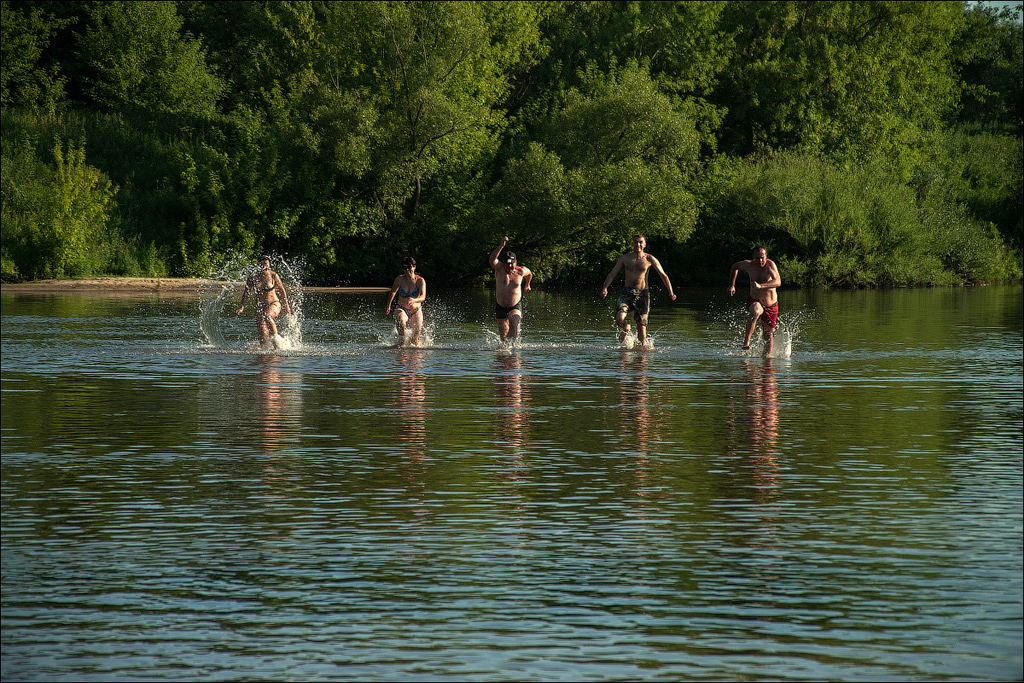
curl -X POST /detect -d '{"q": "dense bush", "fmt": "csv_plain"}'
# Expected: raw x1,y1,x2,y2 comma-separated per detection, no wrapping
1,136,117,278
674,150,1018,287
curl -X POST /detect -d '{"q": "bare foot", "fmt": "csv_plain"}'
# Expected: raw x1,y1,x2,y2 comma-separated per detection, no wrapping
618,324,631,343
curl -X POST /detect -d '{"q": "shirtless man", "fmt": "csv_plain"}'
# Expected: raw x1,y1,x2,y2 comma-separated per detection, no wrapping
489,237,532,344
728,246,781,356
236,254,291,348
600,234,676,347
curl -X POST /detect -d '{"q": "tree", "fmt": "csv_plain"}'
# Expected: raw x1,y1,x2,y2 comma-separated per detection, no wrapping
0,0,68,113
954,2,1023,133
488,62,700,280
714,1,963,174
513,1,731,157
1,137,116,279
363,2,534,224
78,0,223,116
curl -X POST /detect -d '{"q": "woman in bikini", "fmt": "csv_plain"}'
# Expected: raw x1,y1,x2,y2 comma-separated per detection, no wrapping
385,256,426,346
236,255,291,348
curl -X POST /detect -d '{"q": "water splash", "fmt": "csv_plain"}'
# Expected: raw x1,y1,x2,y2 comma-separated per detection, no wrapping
484,329,520,353
197,252,306,351
199,283,232,347
772,321,796,359
382,321,435,348
717,306,806,358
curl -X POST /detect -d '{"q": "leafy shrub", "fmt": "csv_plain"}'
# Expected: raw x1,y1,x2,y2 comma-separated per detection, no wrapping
686,150,1016,287
1,136,116,279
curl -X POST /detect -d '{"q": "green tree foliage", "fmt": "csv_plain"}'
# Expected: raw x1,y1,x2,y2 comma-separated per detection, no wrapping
517,1,731,155
1,137,116,278
174,1,542,283
954,2,1023,134
687,150,1017,287
0,0,68,113
915,129,1024,256
0,0,1019,286
343,1,543,279
714,1,962,173
488,63,700,279
78,0,223,116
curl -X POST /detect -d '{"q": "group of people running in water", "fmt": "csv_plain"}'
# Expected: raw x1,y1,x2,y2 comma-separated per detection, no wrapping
237,236,782,356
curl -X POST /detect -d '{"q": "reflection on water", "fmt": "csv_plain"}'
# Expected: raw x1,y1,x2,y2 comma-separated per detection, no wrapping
732,358,780,494
733,359,782,556
1,286,1021,682
387,349,431,514
492,353,532,525
390,349,428,459
618,352,657,502
254,356,304,492
494,353,530,454
255,355,304,454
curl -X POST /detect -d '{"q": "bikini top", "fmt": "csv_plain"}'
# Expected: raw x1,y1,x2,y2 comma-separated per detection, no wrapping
257,269,276,292
398,280,420,298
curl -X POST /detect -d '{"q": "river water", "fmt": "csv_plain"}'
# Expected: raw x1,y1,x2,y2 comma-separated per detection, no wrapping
1,284,1021,681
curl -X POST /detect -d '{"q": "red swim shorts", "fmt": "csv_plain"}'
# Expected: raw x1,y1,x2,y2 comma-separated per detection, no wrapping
747,297,778,329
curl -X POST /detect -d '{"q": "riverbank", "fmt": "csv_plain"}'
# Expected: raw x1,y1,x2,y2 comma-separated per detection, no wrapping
0,277,388,295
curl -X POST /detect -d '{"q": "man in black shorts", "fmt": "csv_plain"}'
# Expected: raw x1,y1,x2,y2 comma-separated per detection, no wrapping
600,234,675,346
489,237,532,344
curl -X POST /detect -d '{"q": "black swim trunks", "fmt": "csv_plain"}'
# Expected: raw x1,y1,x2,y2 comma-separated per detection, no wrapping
616,287,650,325
495,301,522,320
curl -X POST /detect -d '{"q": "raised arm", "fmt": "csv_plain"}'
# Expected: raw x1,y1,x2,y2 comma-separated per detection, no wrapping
489,237,509,269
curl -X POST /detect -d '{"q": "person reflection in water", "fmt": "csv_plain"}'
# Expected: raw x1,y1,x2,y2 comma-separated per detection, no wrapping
745,359,780,467
390,349,430,521
385,256,427,347
237,254,291,348
253,355,304,488
395,349,428,460
743,358,781,553
495,354,531,454
621,353,655,498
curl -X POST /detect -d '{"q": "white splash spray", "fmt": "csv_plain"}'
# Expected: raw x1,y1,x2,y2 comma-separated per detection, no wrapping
197,252,306,351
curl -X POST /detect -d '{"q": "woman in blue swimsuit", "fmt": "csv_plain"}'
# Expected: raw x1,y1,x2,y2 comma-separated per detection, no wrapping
385,256,426,346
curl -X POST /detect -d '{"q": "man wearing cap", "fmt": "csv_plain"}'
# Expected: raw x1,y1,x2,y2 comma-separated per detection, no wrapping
489,237,532,344
600,234,676,347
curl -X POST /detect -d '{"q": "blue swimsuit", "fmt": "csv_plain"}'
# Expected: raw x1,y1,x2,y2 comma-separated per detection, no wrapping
396,282,421,316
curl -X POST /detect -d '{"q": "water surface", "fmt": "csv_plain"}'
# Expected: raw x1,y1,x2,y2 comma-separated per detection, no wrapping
2,285,1021,681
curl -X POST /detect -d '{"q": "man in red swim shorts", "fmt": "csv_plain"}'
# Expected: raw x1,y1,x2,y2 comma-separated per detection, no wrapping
727,246,782,357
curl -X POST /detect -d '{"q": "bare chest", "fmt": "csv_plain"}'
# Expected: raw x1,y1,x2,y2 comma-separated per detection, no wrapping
499,269,525,287
623,255,652,277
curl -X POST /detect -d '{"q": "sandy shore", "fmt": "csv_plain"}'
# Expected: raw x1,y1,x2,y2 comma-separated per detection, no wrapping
0,277,387,295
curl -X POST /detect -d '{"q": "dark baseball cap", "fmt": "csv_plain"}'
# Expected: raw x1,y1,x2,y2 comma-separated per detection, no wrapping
505,252,517,264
